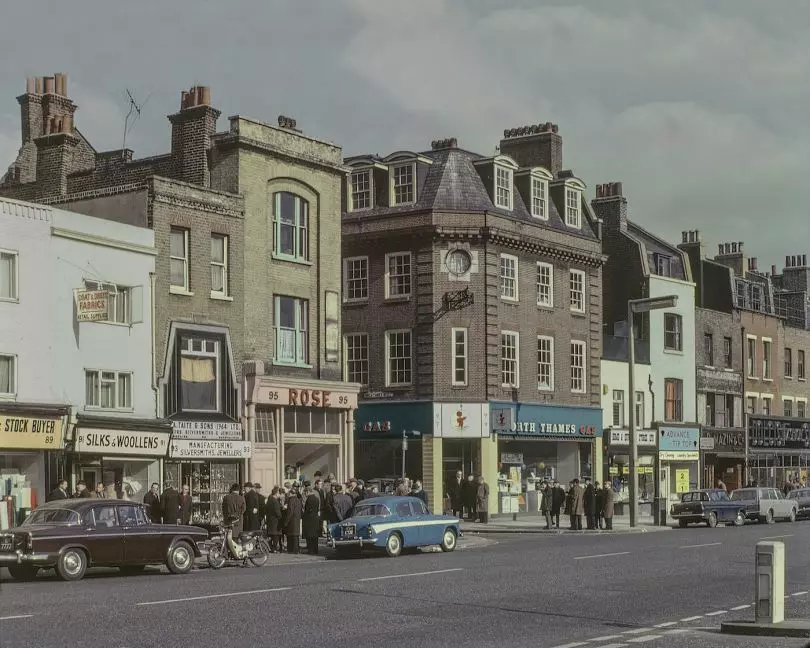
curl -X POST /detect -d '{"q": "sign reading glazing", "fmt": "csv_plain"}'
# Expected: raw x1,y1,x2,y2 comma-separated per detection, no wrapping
74,289,108,322
171,420,242,440
0,415,64,449
75,429,170,456
169,439,252,459
608,430,657,446
433,403,489,438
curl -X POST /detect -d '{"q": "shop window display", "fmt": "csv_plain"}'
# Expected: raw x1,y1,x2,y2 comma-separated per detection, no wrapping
101,459,158,502
164,461,240,525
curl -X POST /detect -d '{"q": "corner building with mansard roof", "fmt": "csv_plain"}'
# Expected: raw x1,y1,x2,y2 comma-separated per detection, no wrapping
341,125,605,514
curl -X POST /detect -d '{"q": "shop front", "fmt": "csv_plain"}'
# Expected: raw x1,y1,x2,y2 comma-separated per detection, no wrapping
166,419,248,525
747,415,810,488
72,414,173,503
244,373,360,489
700,428,745,490
0,405,69,526
491,403,602,514
657,425,700,512
603,428,657,506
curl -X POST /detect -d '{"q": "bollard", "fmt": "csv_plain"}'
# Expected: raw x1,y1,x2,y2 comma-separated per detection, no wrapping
755,541,785,624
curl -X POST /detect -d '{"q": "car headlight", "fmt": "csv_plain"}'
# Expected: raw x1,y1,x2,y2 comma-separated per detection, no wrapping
367,525,376,538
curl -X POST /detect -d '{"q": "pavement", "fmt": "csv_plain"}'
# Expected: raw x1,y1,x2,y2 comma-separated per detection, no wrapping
2,521,810,647
460,513,666,534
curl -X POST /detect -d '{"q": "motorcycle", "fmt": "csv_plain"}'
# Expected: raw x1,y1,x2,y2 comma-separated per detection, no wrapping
206,520,271,569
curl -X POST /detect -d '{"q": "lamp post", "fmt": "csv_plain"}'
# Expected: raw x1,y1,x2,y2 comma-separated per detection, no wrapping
628,295,678,527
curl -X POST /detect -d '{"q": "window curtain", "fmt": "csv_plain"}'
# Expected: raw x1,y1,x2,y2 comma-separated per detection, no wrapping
181,357,216,411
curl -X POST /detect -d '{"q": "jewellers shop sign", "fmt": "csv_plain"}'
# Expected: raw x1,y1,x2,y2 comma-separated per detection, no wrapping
748,416,810,450
170,439,252,459
171,420,242,440
75,429,170,457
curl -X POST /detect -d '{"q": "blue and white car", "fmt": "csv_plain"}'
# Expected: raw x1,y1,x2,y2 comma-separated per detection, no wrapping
327,496,461,558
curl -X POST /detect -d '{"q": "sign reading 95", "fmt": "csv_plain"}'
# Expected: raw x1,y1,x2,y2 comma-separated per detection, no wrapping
258,386,357,410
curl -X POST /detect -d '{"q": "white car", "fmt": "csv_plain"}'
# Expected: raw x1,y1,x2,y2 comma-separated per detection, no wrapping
730,487,798,524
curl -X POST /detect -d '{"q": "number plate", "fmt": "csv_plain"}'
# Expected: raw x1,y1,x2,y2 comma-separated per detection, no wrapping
0,540,13,552
343,524,356,538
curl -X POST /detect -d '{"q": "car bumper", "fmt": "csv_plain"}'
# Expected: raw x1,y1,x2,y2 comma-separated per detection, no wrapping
327,537,379,548
671,513,707,522
0,551,53,565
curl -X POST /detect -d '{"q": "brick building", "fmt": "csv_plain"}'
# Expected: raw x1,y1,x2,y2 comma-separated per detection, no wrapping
342,126,604,514
0,74,358,514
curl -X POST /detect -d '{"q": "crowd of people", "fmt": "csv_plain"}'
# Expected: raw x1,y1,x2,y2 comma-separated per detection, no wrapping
47,479,132,502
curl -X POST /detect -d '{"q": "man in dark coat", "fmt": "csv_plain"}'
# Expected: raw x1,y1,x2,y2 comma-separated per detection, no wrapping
463,474,477,521
160,485,181,524
551,481,565,529
601,482,616,530
179,484,193,525
47,479,70,502
347,478,362,504
265,487,283,552
447,470,464,518
255,484,266,527
74,481,93,498
243,482,261,532
332,484,354,521
475,476,490,524
143,483,162,523
222,483,246,535
540,482,554,530
282,488,303,554
302,482,321,555
569,479,585,530
583,478,596,530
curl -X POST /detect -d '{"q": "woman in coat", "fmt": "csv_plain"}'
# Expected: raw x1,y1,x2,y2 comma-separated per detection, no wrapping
475,476,490,523
265,487,283,552
301,483,321,556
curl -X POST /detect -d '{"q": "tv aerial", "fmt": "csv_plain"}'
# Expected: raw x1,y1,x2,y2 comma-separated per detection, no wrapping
121,88,151,155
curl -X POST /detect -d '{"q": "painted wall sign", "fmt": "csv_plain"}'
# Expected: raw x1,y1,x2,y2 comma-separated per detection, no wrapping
658,427,700,453
699,437,716,451
362,420,391,433
608,430,657,446
0,415,64,450
169,439,252,459
75,429,170,457
491,408,514,432
659,451,699,461
748,416,810,450
171,420,242,440
500,452,524,465
363,391,394,399
433,403,489,438
506,421,597,438
256,384,357,410
75,289,109,322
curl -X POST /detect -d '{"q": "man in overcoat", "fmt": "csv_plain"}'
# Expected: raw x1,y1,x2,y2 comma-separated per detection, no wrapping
540,482,554,530
222,483,246,535
302,482,321,555
265,487,283,552
244,482,261,532
47,479,70,502
179,484,193,525
475,476,490,524
601,482,616,530
282,487,303,554
160,485,181,524
143,483,162,523
569,478,585,530
583,478,596,530
447,470,465,518
551,480,565,528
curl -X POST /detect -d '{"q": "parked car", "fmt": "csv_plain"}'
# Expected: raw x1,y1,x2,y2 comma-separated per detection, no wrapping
730,487,798,524
790,488,810,520
670,489,746,528
327,496,461,558
0,499,209,581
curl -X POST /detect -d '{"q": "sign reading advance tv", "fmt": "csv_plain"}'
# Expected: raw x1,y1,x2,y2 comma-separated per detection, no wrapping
658,426,700,461
748,416,810,450
492,404,601,439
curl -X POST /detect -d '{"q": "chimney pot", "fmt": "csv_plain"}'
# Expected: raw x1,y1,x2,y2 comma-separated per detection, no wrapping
786,255,791,268
26,77,35,94
682,232,688,243
35,77,43,94
200,86,211,105
731,242,737,253
54,73,63,96
180,90,189,109
43,76,55,94
61,73,68,97
719,244,724,255
803,254,807,267
772,264,777,275
739,242,744,252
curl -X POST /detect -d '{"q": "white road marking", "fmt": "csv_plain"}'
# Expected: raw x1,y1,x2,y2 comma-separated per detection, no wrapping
793,591,808,596
760,534,793,540
661,629,690,635
730,604,751,610
0,615,34,621
627,637,661,644
598,645,628,648
588,635,623,641
136,587,291,606
357,568,463,582
705,610,727,616
622,628,653,634
573,551,630,561
653,621,677,628
678,542,722,549
680,615,703,622
549,643,587,648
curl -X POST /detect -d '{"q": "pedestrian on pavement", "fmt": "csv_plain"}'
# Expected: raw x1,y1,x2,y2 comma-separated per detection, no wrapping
447,470,465,518
594,481,605,529
601,481,615,530
332,484,354,521
143,483,161,523
179,484,193,525
411,480,428,510
540,481,553,529
569,479,584,530
347,478,362,504
47,479,70,502
265,487,283,552
475,476,490,524
74,480,93,498
255,484,266,526
463,474,477,521
551,480,565,528
222,483,246,535
564,481,573,519
95,482,106,498
302,482,321,555
244,482,261,532
584,478,596,530
395,478,410,497
282,486,303,554
161,484,181,524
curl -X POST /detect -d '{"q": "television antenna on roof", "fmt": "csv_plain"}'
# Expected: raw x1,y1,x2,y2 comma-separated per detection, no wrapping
121,88,151,156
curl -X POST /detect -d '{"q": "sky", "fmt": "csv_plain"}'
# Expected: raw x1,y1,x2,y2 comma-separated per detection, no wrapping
1,0,808,269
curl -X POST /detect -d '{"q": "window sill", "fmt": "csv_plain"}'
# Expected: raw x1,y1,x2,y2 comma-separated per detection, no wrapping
570,310,587,317
537,303,554,310
384,384,413,390
170,287,194,296
210,292,234,302
763,377,774,382
663,348,684,355
271,360,313,369
384,295,411,304
538,386,554,392
271,253,313,267
784,376,793,380
85,406,135,414
0,393,17,400
344,298,369,307
450,384,468,389
571,390,587,395
501,384,519,390
82,320,132,328
501,297,519,304
800,378,807,382
0,297,19,304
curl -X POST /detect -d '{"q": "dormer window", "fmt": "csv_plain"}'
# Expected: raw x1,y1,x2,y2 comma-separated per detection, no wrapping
392,163,415,205
530,177,548,219
351,170,372,210
565,187,581,228
654,253,671,277
495,166,513,210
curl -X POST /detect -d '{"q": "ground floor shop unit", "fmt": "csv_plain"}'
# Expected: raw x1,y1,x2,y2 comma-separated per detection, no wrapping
244,373,360,490
747,415,810,488
699,427,746,490
658,425,701,515
603,428,657,508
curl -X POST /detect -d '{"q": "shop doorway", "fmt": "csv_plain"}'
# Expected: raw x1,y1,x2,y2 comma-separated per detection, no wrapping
81,466,101,490
442,439,480,487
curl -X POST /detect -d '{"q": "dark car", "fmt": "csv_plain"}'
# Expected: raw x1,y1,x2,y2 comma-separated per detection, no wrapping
0,499,209,581
670,489,746,528
793,488,810,520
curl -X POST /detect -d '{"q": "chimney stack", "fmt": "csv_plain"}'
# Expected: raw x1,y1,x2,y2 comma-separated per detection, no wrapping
169,84,220,187
591,181,627,233
715,240,748,276
431,137,458,150
498,122,562,177
772,264,777,276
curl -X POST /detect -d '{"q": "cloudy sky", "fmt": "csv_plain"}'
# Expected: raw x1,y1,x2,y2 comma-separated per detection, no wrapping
1,0,808,268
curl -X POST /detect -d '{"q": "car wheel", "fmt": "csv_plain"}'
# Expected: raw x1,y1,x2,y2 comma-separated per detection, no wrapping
734,510,746,527
119,565,146,575
385,532,403,558
678,519,688,528
56,548,87,581
766,509,775,524
7,565,39,581
167,541,194,575
440,528,457,552
789,508,797,523
707,512,718,528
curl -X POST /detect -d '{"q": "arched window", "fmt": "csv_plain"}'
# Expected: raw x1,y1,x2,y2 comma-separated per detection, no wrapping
273,192,309,261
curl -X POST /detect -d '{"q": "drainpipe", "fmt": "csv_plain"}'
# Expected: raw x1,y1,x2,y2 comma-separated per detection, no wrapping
741,324,748,482
149,272,158,418
648,375,655,423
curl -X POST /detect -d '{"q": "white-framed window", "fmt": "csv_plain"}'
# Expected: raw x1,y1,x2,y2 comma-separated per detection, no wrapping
537,335,554,391
569,269,585,312
274,296,309,365
798,400,807,418
664,378,683,422
565,187,581,228
452,328,468,386
570,340,586,393
635,391,645,427
274,192,309,262
343,256,369,302
210,233,229,296
351,170,372,210
664,313,683,351
536,262,553,307
169,227,189,291
800,350,806,380
0,353,16,396
345,333,368,385
530,178,548,219
783,398,793,417
785,348,793,378
0,249,18,301
762,395,772,416
83,281,132,325
391,163,415,205
501,331,519,387
495,166,513,209
612,390,625,427
747,335,757,378
179,337,219,412
385,252,412,299
500,254,518,301
763,339,772,379
385,329,412,386
85,369,132,410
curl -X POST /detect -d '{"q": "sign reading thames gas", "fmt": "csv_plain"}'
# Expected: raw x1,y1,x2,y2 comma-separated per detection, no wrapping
0,415,64,449
74,429,170,457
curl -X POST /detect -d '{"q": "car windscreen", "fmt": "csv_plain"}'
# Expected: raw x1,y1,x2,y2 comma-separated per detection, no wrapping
352,504,391,517
730,490,756,501
680,493,696,502
21,508,81,526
